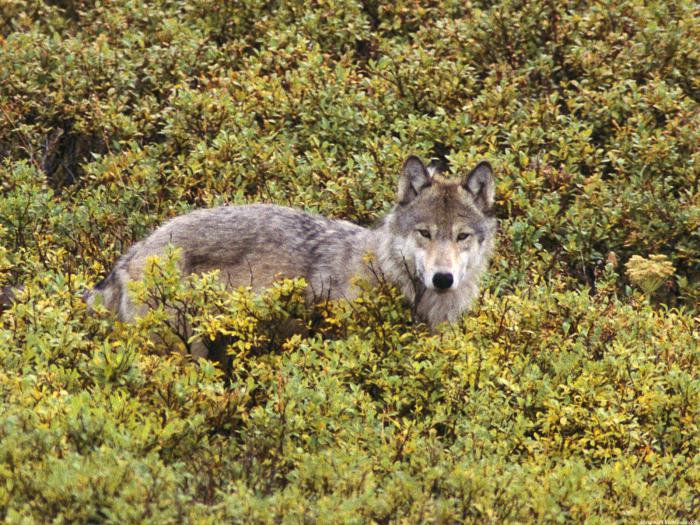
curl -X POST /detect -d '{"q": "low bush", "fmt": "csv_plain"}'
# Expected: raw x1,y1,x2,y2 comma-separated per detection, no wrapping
0,0,698,522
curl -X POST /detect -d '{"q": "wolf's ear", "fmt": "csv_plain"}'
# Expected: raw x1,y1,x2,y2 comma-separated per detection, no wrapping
462,161,495,211
398,156,431,205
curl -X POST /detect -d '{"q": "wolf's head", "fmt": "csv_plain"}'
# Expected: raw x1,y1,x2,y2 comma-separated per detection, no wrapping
387,156,497,293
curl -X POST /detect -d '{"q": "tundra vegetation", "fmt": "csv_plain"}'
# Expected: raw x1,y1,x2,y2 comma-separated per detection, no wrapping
0,0,698,522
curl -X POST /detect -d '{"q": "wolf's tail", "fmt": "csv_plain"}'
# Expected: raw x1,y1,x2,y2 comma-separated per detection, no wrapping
84,269,122,313
1,276,122,315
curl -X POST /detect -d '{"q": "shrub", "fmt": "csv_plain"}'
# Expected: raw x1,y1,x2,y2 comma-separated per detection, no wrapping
0,0,698,522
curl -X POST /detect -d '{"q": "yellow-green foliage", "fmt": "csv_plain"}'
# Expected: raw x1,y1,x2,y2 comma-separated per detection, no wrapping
0,0,698,522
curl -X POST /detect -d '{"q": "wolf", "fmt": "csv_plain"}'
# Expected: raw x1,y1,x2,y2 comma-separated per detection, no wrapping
86,156,496,352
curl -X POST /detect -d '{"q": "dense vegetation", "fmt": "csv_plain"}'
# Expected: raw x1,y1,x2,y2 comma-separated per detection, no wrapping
1,0,698,522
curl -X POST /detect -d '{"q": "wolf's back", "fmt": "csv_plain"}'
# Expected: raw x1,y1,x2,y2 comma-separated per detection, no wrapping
85,204,370,319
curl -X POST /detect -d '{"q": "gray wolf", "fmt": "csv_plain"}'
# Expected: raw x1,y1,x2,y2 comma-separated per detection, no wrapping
87,156,496,350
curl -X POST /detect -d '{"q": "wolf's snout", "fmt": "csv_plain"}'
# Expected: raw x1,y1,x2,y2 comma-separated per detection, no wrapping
432,272,454,290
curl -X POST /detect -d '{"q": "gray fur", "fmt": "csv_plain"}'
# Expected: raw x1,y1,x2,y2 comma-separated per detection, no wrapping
87,157,497,350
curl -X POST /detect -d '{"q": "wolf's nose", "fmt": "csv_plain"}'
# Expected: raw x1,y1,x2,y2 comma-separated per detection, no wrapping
432,272,454,290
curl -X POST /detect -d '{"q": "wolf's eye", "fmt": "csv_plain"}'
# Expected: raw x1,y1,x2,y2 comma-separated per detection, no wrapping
457,232,470,241
418,229,431,239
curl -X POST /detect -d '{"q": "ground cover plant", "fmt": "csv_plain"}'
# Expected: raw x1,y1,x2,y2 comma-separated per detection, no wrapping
0,0,698,522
